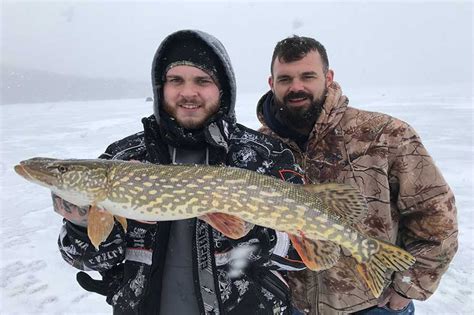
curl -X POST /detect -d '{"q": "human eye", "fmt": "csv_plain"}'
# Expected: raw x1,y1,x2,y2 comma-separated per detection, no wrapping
302,73,317,81
196,77,213,85
277,76,291,84
166,76,183,85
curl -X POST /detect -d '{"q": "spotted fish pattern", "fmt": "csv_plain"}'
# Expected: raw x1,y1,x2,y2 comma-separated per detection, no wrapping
14,157,416,297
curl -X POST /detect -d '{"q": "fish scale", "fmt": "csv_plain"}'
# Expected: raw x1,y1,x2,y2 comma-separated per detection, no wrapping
105,166,399,267
14,157,416,298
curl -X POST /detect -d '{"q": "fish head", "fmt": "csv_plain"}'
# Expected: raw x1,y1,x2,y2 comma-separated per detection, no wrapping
14,157,109,206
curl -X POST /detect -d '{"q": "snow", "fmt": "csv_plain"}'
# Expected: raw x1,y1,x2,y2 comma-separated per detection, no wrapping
1,85,472,314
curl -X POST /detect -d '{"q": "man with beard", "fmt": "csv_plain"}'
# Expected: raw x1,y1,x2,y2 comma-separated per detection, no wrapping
52,30,307,314
256,35,458,314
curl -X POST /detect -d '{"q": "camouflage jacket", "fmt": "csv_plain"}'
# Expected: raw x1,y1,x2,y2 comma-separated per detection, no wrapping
256,81,458,314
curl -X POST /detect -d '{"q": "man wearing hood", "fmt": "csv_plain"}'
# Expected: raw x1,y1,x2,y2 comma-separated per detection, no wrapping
256,35,458,314
53,30,306,314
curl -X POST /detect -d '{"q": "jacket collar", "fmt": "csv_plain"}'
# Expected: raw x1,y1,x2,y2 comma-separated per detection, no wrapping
141,115,229,165
260,92,308,150
256,81,349,149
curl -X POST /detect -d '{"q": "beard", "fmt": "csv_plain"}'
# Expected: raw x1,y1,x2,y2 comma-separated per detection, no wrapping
274,88,327,130
163,98,220,130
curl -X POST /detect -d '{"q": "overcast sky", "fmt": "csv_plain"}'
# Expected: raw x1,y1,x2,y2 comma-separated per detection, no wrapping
2,0,472,93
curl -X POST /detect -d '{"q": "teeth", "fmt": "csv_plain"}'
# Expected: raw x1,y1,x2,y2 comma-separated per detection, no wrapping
180,104,200,109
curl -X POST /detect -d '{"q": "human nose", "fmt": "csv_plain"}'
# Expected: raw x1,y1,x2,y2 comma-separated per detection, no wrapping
179,82,198,98
288,78,304,92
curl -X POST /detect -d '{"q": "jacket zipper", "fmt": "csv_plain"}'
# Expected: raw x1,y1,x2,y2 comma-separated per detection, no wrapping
315,273,321,315
259,270,290,303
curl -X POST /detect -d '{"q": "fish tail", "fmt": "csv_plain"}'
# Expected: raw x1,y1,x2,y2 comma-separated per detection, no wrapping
356,240,416,298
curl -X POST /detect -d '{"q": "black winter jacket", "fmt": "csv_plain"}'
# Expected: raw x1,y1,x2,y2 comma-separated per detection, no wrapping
58,116,306,315
57,29,306,315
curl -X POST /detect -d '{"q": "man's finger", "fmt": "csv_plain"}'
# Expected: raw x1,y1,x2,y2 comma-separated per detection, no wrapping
377,287,393,307
387,291,411,311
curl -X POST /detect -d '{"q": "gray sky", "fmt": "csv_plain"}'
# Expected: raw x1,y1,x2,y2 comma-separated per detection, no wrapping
2,0,472,93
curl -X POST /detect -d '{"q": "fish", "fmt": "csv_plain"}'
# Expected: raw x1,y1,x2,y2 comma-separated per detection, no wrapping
14,157,416,297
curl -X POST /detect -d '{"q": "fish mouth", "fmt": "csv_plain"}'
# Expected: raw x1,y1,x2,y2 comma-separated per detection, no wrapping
14,158,59,187
14,164,31,179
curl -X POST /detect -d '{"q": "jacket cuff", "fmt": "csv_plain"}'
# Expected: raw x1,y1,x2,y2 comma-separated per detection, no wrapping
391,270,429,301
390,283,412,299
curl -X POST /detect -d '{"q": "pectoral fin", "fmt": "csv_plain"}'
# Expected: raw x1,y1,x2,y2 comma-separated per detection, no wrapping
88,205,115,250
199,213,254,239
289,235,340,271
114,215,128,232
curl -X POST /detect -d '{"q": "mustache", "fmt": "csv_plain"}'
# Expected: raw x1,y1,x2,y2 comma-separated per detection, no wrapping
284,91,313,102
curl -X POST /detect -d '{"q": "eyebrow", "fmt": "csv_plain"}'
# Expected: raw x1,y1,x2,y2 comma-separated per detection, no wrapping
165,74,182,79
276,71,318,79
165,74,213,80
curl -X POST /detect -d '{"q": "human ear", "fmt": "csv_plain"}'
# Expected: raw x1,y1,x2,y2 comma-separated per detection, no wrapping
326,70,334,87
268,76,274,91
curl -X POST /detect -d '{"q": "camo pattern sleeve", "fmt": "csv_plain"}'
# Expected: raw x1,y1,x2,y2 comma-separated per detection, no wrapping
58,219,126,272
388,122,458,300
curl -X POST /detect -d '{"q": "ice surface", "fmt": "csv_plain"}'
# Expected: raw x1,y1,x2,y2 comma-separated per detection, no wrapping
1,86,472,314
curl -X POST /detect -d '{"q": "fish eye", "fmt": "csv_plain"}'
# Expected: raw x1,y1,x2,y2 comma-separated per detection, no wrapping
58,166,68,173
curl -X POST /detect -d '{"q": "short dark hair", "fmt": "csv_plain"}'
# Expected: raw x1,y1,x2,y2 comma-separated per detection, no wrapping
271,35,329,75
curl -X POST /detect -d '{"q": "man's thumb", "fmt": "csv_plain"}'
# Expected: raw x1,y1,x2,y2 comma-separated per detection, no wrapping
76,271,109,296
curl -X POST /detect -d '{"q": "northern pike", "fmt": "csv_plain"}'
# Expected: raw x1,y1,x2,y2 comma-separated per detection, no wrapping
14,157,415,297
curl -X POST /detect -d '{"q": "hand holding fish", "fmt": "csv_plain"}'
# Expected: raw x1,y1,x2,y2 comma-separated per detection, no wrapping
52,193,89,227
377,287,412,311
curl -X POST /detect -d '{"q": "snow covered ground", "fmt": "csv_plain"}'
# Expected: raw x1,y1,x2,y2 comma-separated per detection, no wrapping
1,85,472,314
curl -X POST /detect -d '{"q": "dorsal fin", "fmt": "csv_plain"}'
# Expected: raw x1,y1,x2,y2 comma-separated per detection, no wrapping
301,183,368,224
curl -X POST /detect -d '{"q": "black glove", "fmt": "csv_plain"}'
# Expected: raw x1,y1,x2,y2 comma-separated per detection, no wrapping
76,220,158,310
58,219,125,271
76,263,125,304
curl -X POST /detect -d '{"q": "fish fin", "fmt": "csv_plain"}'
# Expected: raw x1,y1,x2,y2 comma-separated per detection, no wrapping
114,215,128,232
301,183,368,224
356,239,416,298
87,205,115,250
199,213,254,239
289,235,340,271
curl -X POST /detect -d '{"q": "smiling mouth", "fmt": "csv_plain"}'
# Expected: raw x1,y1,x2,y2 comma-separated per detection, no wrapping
287,97,309,104
179,103,201,109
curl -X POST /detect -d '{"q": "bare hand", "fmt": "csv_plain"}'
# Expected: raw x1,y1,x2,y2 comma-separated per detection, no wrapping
52,193,89,227
377,287,411,311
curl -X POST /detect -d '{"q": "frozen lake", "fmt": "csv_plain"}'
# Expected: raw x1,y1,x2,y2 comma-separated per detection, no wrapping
1,85,472,314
